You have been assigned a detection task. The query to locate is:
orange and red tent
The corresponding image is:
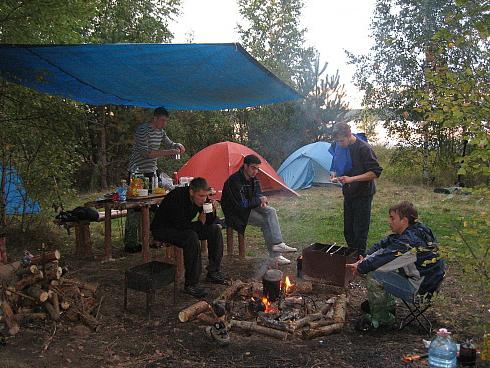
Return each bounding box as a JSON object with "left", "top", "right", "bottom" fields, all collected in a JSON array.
[{"left": 175, "top": 141, "right": 298, "bottom": 200}]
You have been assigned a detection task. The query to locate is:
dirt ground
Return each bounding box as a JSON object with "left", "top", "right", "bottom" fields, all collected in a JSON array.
[{"left": 1, "top": 239, "right": 487, "bottom": 368}]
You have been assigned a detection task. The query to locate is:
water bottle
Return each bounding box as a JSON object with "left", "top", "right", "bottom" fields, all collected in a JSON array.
[{"left": 428, "top": 328, "right": 458, "bottom": 368}]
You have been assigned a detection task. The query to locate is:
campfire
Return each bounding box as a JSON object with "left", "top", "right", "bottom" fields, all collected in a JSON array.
[{"left": 178, "top": 270, "right": 347, "bottom": 341}]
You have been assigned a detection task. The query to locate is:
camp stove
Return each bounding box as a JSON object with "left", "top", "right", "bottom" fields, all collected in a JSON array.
[{"left": 302, "top": 243, "right": 358, "bottom": 287}]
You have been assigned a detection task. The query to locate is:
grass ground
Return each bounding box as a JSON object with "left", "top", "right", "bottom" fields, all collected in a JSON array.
[{"left": 2, "top": 179, "right": 489, "bottom": 367}]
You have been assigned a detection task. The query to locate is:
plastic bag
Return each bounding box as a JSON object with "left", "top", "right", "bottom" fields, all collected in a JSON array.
[{"left": 366, "top": 274, "right": 396, "bottom": 328}]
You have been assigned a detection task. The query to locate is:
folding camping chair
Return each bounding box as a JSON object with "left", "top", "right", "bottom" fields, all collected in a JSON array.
[{"left": 396, "top": 276, "right": 445, "bottom": 334}]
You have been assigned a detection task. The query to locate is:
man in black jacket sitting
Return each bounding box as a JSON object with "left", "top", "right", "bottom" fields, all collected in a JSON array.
[
  {"left": 221, "top": 154, "right": 296, "bottom": 265},
  {"left": 151, "top": 177, "right": 225, "bottom": 298}
]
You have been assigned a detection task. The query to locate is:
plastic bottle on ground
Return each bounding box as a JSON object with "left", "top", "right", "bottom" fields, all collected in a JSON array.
[{"left": 428, "top": 328, "right": 458, "bottom": 368}]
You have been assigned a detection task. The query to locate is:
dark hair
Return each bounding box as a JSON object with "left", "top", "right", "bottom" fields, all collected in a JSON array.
[
  {"left": 389, "top": 201, "right": 418, "bottom": 225},
  {"left": 189, "top": 177, "right": 209, "bottom": 192},
  {"left": 243, "top": 154, "right": 261, "bottom": 165},
  {"left": 332, "top": 122, "right": 351, "bottom": 139},
  {"left": 153, "top": 107, "right": 169, "bottom": 118}
]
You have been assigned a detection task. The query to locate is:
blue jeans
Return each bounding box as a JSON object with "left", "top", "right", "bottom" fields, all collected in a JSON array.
[
  {"left": 247, "top": 206, "right": 283, "bottom": 257},
  {"left": 373, "top": 271, "right": 417, "bottom": 301}
]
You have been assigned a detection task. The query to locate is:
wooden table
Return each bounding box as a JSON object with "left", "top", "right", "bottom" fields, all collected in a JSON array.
[{"left": 85, "top": 193, "right": 165, "bottom": 261}]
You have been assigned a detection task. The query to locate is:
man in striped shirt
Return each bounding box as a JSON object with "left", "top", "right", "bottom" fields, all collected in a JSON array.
[{"left": 124, "top": 107, "right": 185, "bottom": 253}]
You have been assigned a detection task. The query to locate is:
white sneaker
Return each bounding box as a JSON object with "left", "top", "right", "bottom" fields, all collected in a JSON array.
[
  {"left": 273, "top": 255, "right": 291, "bottom": 266},
  {"left": 271, "top": 242, "right": 297, "bottom": 253}
]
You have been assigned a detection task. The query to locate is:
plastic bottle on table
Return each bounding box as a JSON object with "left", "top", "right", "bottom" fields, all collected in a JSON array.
[{"left": 428, "top": 328, "right": 458, "bottom": 368}]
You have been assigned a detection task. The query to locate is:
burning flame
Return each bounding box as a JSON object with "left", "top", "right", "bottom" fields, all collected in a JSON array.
[
  {"left": 283, "top": 276, "right": 293, "bottom": 294},
  {"left": 261, "top": 296, "right": 273, "bottom": 313}
]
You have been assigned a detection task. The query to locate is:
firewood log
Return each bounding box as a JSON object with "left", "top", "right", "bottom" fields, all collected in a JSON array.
[
  {"left": 45, "top": 267, "right": 63, "bottom": 281},
  {"left": 304, "top": 323, "right": 344, "bottom": 339},
  {"left": 230, "top": 320, "right": 289, "bottom": 340},
  {"left": 291, "top": 281, "right": 313, "bottom": 294},
  {"left": 29, "top": 250, "right": 61, "bottom": 265},
  {"left": 43, "top": 301, "right": 60, "bottom": 321},
  {"left": 26, "top": 285, "right": 49, "bottom": 303},
  {"left": 65, "top": 306, "right": 79, "bottom": 321},
  {"left": 81, "top": 297, "right": 97, "bottom": 314},
  {"left": 0, "top": 300, "right": 20, "bottom": 335},
  {"left": 0, "top": 312, "right": 47, "bottom": 323},
  {"left": 79, "top": 311, "right": 99, "bottom": 331},
  {"left": 49, "top": 292, "right": 60, "bottom": 317},
  {"left": 15, "top": 265, "right": 39, "bottom": 278},
  {"left": 215, "top": 279, "right": 245, "bottom": 301},
  {"left": 308, "top": 319, "right": 336, "bottom": 329},
  {"left": 0, "top": 261, "right": 21, "bottom": 280},
  {"left": 178, "top": 301, "right": 211, "bottom": 322},
  {"left": 291, "top": 313, "right": 323, "bottom": 331},
  {"left": 195, "top": 312, "right": 217, "bottom": 325},
  {"left": 60, "top": 278, "right": 98, "bottom": 294},
  {"left": 15, "top": 272, "right": 44, "bottom": 290},
  {"left": 6, "top": 287, "right": 36, "bottom": 302},
  {"left": 332, "top": 294, "right": 347, "bottom": 324},
  {"left": 60, "top": 301, "right": 70, "bottom": 310}
]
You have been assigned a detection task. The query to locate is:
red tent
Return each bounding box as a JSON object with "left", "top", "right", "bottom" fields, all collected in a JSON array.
[{"left": 175, "top": 141, "right": 298, "bottom": 200}]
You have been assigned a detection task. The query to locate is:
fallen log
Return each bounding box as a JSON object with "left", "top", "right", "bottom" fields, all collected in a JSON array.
[
  {"left": 15, "top": 272, "right": 44, "bottom": 291},
  {"left": 29, "top": 250, "right": 61, "bottom": 265},
  {"left": 0, "top": 300, "right": 20, "bottom": 335},
  {"left": 178, "top": 301, "right": 211, "bottom": 322},
  {"left": 230, "top": 320, "right": 289, "bottom": 340},
  {"left": 0, "top": 261, "right": 21, "bottom": 280},
  {"left": 26, "top": 284, "right": 49, "bottom": 303},
  {"left": 332, "top": 294, "right": 347, "bottom": 324},
  {"left": 43, "top": 301, "right": 60, "bottom": 321},
  {"left": 304, "top": 323, "right": 344, "bottom": 339},
  {"left": 215, "top": 280, "right": 245, "bottom": 301}
]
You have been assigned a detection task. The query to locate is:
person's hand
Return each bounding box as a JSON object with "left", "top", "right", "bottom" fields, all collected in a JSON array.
[
  {"left": 260, "top": 196, "right": 268, "bottom": 208},
  {"left": 176, "top": 143, "right": 186, "bottom": 154},
  {"left": 346, "top": 255, "right": 364, "bottom": 277},
  {"left": 338, "top": 175, "right": 354, "bottom": 184},
  {"left": 198, "top": 211, "right": 206, "bottom": 224},
  {"left": 166, "top": 148, "right": 180, "bottom": 156},
  {"left": 210, "top": 199, "right": 218, "bottom": 211}
]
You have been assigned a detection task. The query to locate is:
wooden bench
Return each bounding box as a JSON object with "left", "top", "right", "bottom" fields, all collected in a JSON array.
[{"left": 55, "top": 209, "right": 128, "bottom": 258}]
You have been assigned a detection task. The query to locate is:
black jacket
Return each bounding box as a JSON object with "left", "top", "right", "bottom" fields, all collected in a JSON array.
[
  {"left": 151, "top": 186, "right": 215, "bottom": 234},
  {"left": 221, "top": 168, "right": 263, "bottom": 234}
]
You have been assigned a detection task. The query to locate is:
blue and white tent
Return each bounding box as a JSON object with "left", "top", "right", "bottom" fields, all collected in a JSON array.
[
  {"left": 1, "top": 167, "right": 41, "bottom": 215},
  {"left": 278, "top": 142, "right": 333, "bottom": 190}
]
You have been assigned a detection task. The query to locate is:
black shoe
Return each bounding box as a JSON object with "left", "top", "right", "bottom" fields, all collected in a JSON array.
[
  {"left": 205, "top": 321, "right": 230, "bottom": 346},
  {"left": 183, "top": 285, "right": 208, "bottom": 298},
  {"left": 355, "top": 314, "right": 373, "bottom": 332},
  {"left": 124, "top": 244, "right": 142, "bottom": 253},
  {"left": 206, "top": 271, "right": 226, "bottom": 284},
  {"left": 361, "top": 300, "right": 371, "bottom": 314}
]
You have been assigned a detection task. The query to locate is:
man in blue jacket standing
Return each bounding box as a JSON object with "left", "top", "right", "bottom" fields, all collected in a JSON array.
[{"left": 347, "top": 201, "right": 445, "bottom": 305}]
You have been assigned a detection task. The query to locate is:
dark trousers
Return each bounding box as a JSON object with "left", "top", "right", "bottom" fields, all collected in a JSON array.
[
  {"left": 152, "top": 224, "right": 223, "bottom": 286},
  {"left": 343, "top": 195, "right": 373, "bottom": 256}
]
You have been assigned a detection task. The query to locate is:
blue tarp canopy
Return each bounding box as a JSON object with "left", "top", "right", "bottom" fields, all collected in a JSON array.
[
  {"left": 0, "top": 43, "right": 302, "bottom": 110},
  {"left": 1, "top": 167, "right": 41, "bottom": 215},
  {"left": 278, "top": 142, "right": 334, "bottom": 190}
]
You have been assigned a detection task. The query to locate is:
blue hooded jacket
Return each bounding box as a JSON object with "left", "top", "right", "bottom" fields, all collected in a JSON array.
[{"left": 357, "top": 222, "right": 445, "bottom": 295}]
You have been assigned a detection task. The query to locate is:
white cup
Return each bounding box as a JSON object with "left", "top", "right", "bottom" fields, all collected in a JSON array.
[{"left": 203, "top": 202, "right": 213, "bottom": 214}]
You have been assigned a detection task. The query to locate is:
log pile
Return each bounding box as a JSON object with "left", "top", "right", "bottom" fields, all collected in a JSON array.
[
  {"left": 178, "top": 278, "right": 348, "bottom": 340},
  {"left": 0, "top": 250, "right": 101, "bottom": 335}
]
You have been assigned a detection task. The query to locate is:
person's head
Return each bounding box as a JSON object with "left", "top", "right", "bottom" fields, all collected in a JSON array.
[
  {"left": 151, "top": 107, "right": 170, "bottom": 129},
  {"left": 388, "top": 201, "right": 418, "bottom": 234},
  {"left": 242, "top": 154, "right": 261, "bottom": 179},
  {"left": 332, "top": 122, "right": 354, "bottom": 148},
  {"left": 189, "top": 177, "right": 210, "bottom": 206}
]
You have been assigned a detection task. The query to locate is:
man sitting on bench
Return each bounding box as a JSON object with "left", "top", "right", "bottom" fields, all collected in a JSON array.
[
  {"left": 346, "top": 201, "right": 445, "bottom": 329},
  {"left": 151, "top": 177, "right": 225, "bottom": 298}
]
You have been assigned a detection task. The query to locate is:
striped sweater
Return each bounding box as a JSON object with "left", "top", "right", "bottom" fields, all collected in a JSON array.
[{"left": 127, "top": 122, "right": 179, "bottom": 174}]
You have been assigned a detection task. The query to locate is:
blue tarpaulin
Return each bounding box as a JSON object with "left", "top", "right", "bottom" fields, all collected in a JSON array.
[
  {"left": 1, "top": 167, "right": 41, "bottom": 215},
  {"left": 0, "top": 43, "right": 302, "bottom": 110},
  {"left": 278, "top": 142, "right": 334, "bottom": 190}
]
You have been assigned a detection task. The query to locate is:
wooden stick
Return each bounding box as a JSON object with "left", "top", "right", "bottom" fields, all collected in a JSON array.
[
  {"left": 178, "top": 301, "right": 211, "bottom": 322},
  {"left": 26, "top": 285, "right": 49, "bottom": 303},
  {"left": 332, "top": 294, "right": 347, "bottom": 324},
  {"left": 30, "top": 250, "right": 61, "bottom": 265},
  {"left": 50, "top": 292, "right": 60, "bottom": 317},
  {"left": 215, "top": 280, "right": 245, "bottom": 301},
  {"left": 60, "top": 278, "right": 98, "bottom": 294},
  {"left": 309, "top": 319, "right": 336, "bottom": 329},
  {"left": 0, "top": 300, "right": 20, "bottom": 335},
  {"left": 304, "top": 323, "right": 344, "bottom": 339},
  {"left": 6, "top": 287, "right": 36, "bottom": 302},
  {"left": 230, "top": 320, "right": 289, "bottom": 340},
  {"left": 15, "top": 272, "right": 44, "bottom": 290},
  {"left": 291, "top": 313, "right": 323, "bottom": 331},
  {"left": 43, "top": 301, "right": 60, "bottom": 321},
  {"left": 0, "top": 261, "right": 21, "bottom": 280}
]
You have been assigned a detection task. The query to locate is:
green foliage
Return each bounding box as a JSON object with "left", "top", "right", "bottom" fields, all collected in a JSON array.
[{"left": 348, "top": 0, "right": 489, "bottom": 185}]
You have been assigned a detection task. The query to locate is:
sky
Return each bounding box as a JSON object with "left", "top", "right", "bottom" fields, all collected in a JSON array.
[{"left": 169, "top": 0, "right": 377, "bottom": 109}]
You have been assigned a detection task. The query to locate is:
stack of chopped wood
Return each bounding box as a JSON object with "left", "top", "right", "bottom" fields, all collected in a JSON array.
[
  {"left": 0, "top": 250, "right": 100, "bottom": 335},
  {"left": 178, "top": 279, "right": 348, "bottom": 340}
]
